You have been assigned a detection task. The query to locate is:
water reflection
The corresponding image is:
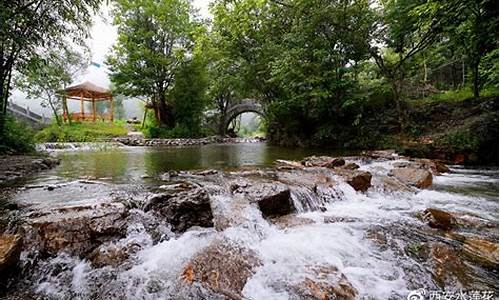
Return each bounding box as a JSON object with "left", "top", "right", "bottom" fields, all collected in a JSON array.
[{"left": 50, "top": 143, "right": 356, "bottom": 183}]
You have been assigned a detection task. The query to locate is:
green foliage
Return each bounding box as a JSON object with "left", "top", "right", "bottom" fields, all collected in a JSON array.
[
  {"left": 15, "top": 48, "right": 89, "bottom": 125},
  {"left": 107, "top": 0, "right": 203, "bottom": 126},
  {"left": 35, "top": 121, "right": 128, "bottom": 143},
  {"left": 169, "top": 57, "right": 208, "bottom": 137},
  {"left": 0, "top": 0, "right": 102, "bottom": 134},
  {"left": 412, "top": 86, "right": 499, "bottom": 106},
  {"left": 0, "top": 116, "right": 35, "bottom": 154}
]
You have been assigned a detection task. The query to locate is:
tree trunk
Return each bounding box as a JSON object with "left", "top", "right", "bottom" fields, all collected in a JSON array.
[
  {"left": 0, "top": 66, "right": 13, "bottom": 138},
  {"left": 472, "top": 57, "right": 481, "bottom": 98},
  {"left": 153, "top": 94, "right": 175, "bottom": 128},
  {"left": 391, "top": 80, "right": 406, "bottom": 131},
  {"left": 48, "top": 97, "right": 61, "bottom": 126}
]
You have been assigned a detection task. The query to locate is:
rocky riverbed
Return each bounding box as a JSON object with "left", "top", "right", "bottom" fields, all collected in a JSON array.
[{"left": 0, "top": 150, "right": 498, "bottom": 299}]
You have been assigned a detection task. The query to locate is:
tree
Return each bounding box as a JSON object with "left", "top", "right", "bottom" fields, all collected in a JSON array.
[
  {"left": 369, "top": 0, "right": 452, "bottom": 127},
  {"left": 15, "top": 48, "right": 89, "bottom": 125},
  {"left": 168, "top": 55, "right": 208, "bottom": 137},
  {"left": 107, "top": 0, "right": 200, "bottom": 128},
  {"left": 0, "top": 0, "right": 101, "bottom": 136},
  {"left": 420, "top": 0, "right": 498, "bottom": 97}
]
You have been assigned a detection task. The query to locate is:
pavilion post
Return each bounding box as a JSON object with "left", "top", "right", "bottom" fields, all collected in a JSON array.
[
  {"left": 110, "top": 96, "right": 114, "bottom": 122},
  {"left": 92, "top": 97, "right": 96, "bottom": 122},
  {"left": 80, "top": 92, "right": 84, "bottom": 121}
]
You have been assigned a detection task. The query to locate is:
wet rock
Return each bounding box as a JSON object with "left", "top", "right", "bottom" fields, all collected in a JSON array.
[
  {"left": 430, "top": 243, "right": 469, "bottom": 288},
  {"left": 323, "top": 216, "right": 359, "bottom": 224},
  {"left": 181, "top": 240, "right": 262, "bottom": 298},
  {"left": 462, "top": 238, "right": 499, "bottom": 269},
  {"left": 25, "top": 203, "right": 128, "bottom": 257},
  {"left": 389, "top": 167, "right": 433, "bottom": 189},
  {"left": 301, "top": 156, "right": 345, "bottom": 168},
  {"left": 423, "top": 208, "right": 457, "bottom": 230},
  {"left": 399, "top": 158, "right": 450, "bottom": 174},
  {"left": 335, "top": 169, "right": 372, "bottom": 192},
  {"left": 194, "top": 169, "right": 218, "bottom": 176},
  {"left": 341, "top": 162, "right": 360, "bottom": 170},
  {"left": 270, "top": 214, "right": 315, "bottom": 229},
  {"left": 0, "top": 156, "right": 59, "bottom": 184},
  {"left": 0, "top": 234, "right": 23, "bottom": 272},
  {"left": 371, "top": 176, "right": 416, "bottom": 193},
  {"left": 275, "top": 159, "right": 304, "bottom": 169},
  {"left": 231, "top": 180, "right": 294, "bottom": 218},
  {"left": 145, "top": 187, "right": 213, "bottom": 233},
  {"left": 363, "top": 149, "right": 397, "bottom": 160},
  {"left": 292, "top": 265, "right": 357, "bottom": 300},
  {"left": 88, "top": 242, "right": 141, "bottom": 268}
]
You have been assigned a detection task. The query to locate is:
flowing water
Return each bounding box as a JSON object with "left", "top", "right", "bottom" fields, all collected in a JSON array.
[{"left": 5, "top": 143, "right": 499, "bottom": 299}]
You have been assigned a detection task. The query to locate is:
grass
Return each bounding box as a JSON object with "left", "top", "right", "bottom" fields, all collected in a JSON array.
[
  {"left": 35, "top": 120, "right": 128, "bottom": 143},
  {"left": 410, "top": 86, "right": 498, "bottom": 106}
]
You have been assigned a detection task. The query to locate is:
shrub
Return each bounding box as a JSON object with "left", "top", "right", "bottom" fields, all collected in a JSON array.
[{"left": 0, "top": 116, "right": 36, "bottom": 154}]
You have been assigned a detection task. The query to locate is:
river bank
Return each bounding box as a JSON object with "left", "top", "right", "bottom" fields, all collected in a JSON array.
[
  {"left": 0, "top": 155, "right": 59, "bottom": 187},
  {"left": 0, "top": 146, "right": 497, "bottom": 299}
]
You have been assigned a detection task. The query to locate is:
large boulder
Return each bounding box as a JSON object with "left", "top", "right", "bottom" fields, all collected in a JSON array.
[
  {"left": 181, "top": 240, "right": 262, "bottom": 298},
  {"left": 145, "top": 187, "right": 214, "bottom": 233},
  {"left": 25, "top": 202, "right": 128, "bottom": 257},
  {"left": 0, "top": 234, "right": 23, "bottom": 272},
  {"left": 231, "top": 180, "right": 294, "bottom": 218},
  {"left": 301, "top": 156, "right": 345, "bottom": 168},
  {"left": 389, "top": 167, "right": 433, "bottom": 189}
]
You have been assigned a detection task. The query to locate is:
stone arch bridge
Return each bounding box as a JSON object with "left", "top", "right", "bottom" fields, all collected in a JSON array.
[{"left": 222, "top": 99, "right": 264, "bottom": 134}]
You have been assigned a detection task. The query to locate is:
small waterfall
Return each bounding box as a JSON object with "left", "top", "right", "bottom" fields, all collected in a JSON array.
[
  {"left": 290, "top": 184, "right": 346, "bottom": 213},
  {"left": 36, "top": 142, "right": 123, "bottom": 152}
]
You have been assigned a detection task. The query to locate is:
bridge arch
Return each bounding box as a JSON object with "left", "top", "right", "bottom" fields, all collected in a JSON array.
[{"left": 223, "top": 99, "right": 264, "bottom": 134}]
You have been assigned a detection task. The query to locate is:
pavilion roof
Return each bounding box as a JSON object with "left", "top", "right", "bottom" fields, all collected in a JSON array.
[{"left": 61, "top": 81, "right": 112, "bottom": 100}]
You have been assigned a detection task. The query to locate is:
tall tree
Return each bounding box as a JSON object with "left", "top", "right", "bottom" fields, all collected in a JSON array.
[
  {"left": 107, "top": 0, "right": 199, "bottom": 128},
  {"left": 417, "top": 0, "right": 498, "bottom": 97},
  {"left": 0, "top": 0, "right": 101, "bottom": 136}
]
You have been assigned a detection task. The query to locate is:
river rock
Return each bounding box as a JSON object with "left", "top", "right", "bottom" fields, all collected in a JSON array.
[
  {"left": 0, "top": 234, "right": 23, "bottom": 272},
  {"left": 430, "top": 243, "right": 470, "bottom": 288},
  {"left": 181, "top": 240, "right": 262, "bottom": 298},
  {"left": 389, "top": 167, "right": 433, "bottom": 189},
  {"left": 25, "top": 203, "right": 128, "bottom": 257},
  {"left": 363, "top": 149, "right": 397, "bottom": 160},
  {"left": 291, "top": 265, "right": 357, "bottom": 300},
  {"left": 270, "top": 214, "right": 315, "bottom": 230},
  {"left": 462, "top": 238, "right": 499, "bottom": 269},
  {"left": 145, "top": 187, "right": 214, "bottom": 233},
  {"left": 335, "top": 169, "right": 372, "bottom": 192},
  {"left": 88, "top": 241, "right": 142, "bottom": 268},
  {"left": 275, "top": 159, "right": 304, "bottom": 169},
  {"left": 371, "top": 176, "right": 416, "bottom": 193},
  {"left": 422, "top": 208, "right": 457, "bottom": 230},
  {"left": 231, "top": 180, "right": 294, "bottom": 218},
  {"left": 341, "top": 162, "right": 360, "bottom": 170},
  {"left": 301, "top": 156, "right": 345, "bottom": 168}
]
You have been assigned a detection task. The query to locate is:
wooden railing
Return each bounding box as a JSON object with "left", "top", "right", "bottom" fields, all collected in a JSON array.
[{"left": 63, "top": 112, "right": 113, "bottom": 122}]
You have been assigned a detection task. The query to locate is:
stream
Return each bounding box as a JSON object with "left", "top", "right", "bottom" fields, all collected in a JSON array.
[{"left": 2, "top": 143, "right": 499, "bottom": 300}]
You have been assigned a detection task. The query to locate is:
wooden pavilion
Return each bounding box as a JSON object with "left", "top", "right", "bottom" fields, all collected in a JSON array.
[{"left": 61, "top": 81, "right": 114, "bottom": 122}]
